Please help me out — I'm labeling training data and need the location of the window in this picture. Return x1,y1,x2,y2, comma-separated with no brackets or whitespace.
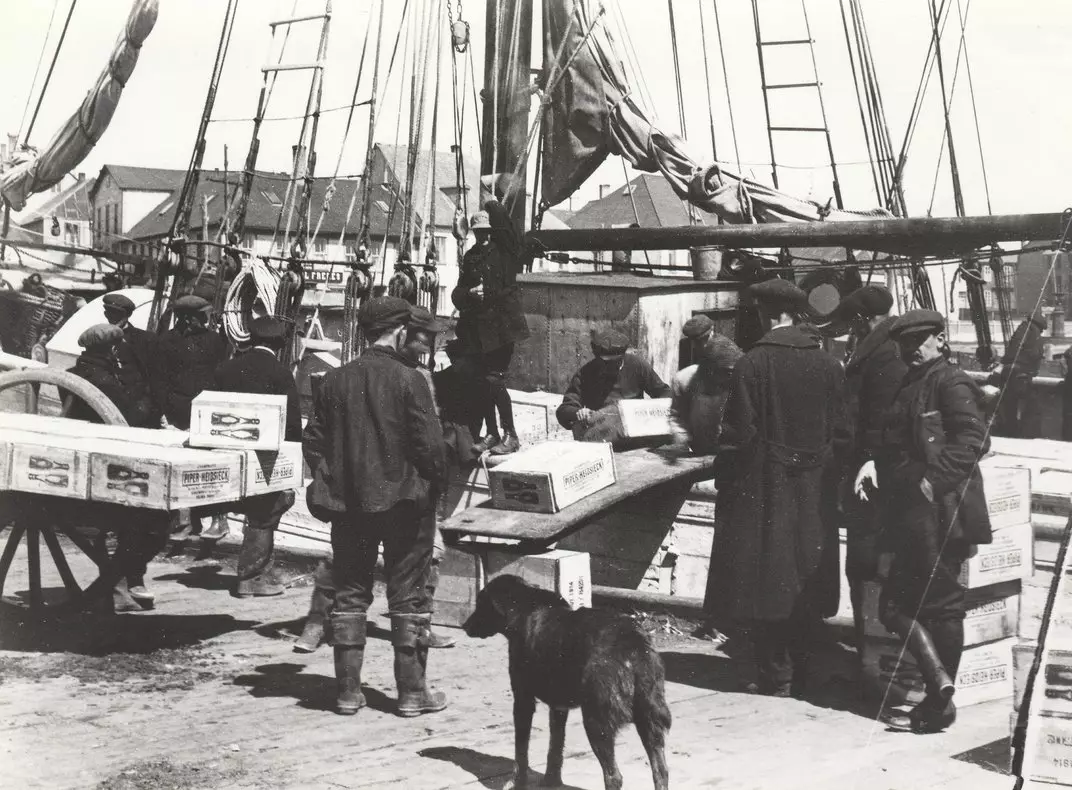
104,205,111,240
261,189,283,207
64,222,79,246
375,199,390,213
157,200,175,216
313,237,327,255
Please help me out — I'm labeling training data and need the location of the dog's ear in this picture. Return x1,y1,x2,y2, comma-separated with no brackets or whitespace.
487,577,529,634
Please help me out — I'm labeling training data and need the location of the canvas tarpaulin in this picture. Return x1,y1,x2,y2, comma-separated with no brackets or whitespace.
539,0,890,224
1,0,159,212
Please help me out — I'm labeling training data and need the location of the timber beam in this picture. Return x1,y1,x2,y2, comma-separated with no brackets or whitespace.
528,212,1068,257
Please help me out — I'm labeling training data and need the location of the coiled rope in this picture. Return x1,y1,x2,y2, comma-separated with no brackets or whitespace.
221,258,281,345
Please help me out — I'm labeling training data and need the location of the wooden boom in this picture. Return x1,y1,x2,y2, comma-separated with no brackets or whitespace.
528,212,1068,257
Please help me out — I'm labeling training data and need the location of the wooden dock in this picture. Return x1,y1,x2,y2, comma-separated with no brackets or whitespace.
0,534,1025,790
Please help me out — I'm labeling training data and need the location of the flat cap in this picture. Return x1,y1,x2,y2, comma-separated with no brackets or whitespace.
470,210,491,230
249,316,286,344
408,305,446,334
79,323,124,350
841,284,894,319
358,295,411,333
889,309,945,338
697,334,743,370
173,294,211,314
590,328,630,355
102,293,135,315
681,314,714,339
747,278,808,312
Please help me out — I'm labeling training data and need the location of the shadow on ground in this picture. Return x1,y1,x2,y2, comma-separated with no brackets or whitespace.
0,607,257,655
153,570,235,592
953,737,1012,776
419,745,588,790
233,661,395,714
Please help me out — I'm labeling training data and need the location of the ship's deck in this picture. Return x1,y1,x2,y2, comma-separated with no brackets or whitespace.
0,538,1028,790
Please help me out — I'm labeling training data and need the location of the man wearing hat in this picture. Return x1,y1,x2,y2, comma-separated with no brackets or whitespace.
555,328,671,439
207,316,302,598
854,309,992,732
452,201,531,455
669,317,742,454
836,284,907,680
706,277,849,698
156,294,230,430
989,310,1047,437
303,296,449,717
102,292,160,428
68,324,168,611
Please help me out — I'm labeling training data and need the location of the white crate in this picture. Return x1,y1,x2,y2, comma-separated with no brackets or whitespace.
979,461,1032,530
188,391,287,450
242,442,304,497
616,398,674,438
4,429,93,500
963,581,1021,647
0,412,189,447
959,521,1034,589
89,444,244,509
488,441,616,514
487,548,592,610
1025,715,1072,786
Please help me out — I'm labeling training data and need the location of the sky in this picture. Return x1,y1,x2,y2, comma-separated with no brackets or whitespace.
1,0,1070,222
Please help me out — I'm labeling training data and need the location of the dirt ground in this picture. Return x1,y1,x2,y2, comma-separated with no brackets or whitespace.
0,536,1018,790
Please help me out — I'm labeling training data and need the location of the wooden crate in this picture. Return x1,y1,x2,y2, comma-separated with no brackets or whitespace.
241,442,304,497
189,391,288,451
487,441,616,513
89,444,244,509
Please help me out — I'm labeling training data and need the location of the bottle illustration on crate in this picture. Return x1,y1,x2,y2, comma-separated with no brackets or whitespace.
107,464,149,482
209,427,261,441
28,472,69,487
29,456,69,471
211,414,261,427
107,481,150,497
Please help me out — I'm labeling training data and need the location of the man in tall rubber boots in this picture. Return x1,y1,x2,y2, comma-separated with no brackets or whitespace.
836,285,907,691
212,316,301,597
855,309,993,733
67,324,168,613
706,278,850,698
452,201,530,455
303,296,449,717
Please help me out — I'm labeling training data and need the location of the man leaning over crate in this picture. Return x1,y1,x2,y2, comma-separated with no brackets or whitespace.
209,316,302,598
302,296,450,717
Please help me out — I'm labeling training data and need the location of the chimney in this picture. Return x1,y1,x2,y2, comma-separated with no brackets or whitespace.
77,172,85,181
599,184,610,200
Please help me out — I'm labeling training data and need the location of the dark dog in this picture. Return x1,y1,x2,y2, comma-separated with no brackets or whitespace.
463,574,671,790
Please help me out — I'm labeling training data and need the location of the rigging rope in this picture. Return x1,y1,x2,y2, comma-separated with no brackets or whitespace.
17,0,63,145
696,0,719,160
711,0,743,173
955,0,992,215
222,258,282,344
925,0,973,218
22,0,78,148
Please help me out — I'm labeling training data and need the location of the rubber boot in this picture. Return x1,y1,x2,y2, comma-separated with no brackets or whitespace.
392,613,448,717
112,578,142,614
331,612,367,715
234,525,285,598
295,582,334,653
883,614,955,732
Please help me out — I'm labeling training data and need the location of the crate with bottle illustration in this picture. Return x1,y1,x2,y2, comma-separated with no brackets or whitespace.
188,391,288,450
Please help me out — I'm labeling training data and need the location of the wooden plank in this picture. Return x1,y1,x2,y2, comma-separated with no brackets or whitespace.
440,449,716,543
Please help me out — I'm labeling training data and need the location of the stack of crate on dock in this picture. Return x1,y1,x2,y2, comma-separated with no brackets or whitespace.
847,457,1034,709
0,392,303,509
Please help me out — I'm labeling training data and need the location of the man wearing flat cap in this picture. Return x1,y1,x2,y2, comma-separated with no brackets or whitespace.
836,284,907,677
670,321,742,454
303,296,449,717
989,310,1047,437
452,201,531,456
555,328,671,439
854,309,992,733
706,277,849,698
206,316,302,598
102,292,161,429
155,294,230,430
66,324,168,612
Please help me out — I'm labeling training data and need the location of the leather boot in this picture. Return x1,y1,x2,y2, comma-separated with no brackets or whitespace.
234,525,285,597
295,582,334,653
471,434,502,456
489,432,520,455
883,614,955,732
331,612,367,715
392,613,448,717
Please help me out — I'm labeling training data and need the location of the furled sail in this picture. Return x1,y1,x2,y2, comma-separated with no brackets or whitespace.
0,0,159,212
540,0,890,224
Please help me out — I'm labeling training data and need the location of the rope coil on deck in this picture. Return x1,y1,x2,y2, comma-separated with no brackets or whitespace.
221,258,281,344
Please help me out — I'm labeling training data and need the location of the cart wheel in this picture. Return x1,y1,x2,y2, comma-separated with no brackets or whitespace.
0,369,128,616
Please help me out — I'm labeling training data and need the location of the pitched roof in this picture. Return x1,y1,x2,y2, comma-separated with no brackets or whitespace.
101,164,187,192
374,143,481,222
18,177,96,225
126,171,416,241
566,174,714,230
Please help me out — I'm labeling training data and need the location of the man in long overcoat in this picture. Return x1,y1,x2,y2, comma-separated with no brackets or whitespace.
707,278,849,697
989,312,1046,437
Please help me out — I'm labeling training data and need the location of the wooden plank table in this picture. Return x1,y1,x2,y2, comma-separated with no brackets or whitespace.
440,447,717,547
